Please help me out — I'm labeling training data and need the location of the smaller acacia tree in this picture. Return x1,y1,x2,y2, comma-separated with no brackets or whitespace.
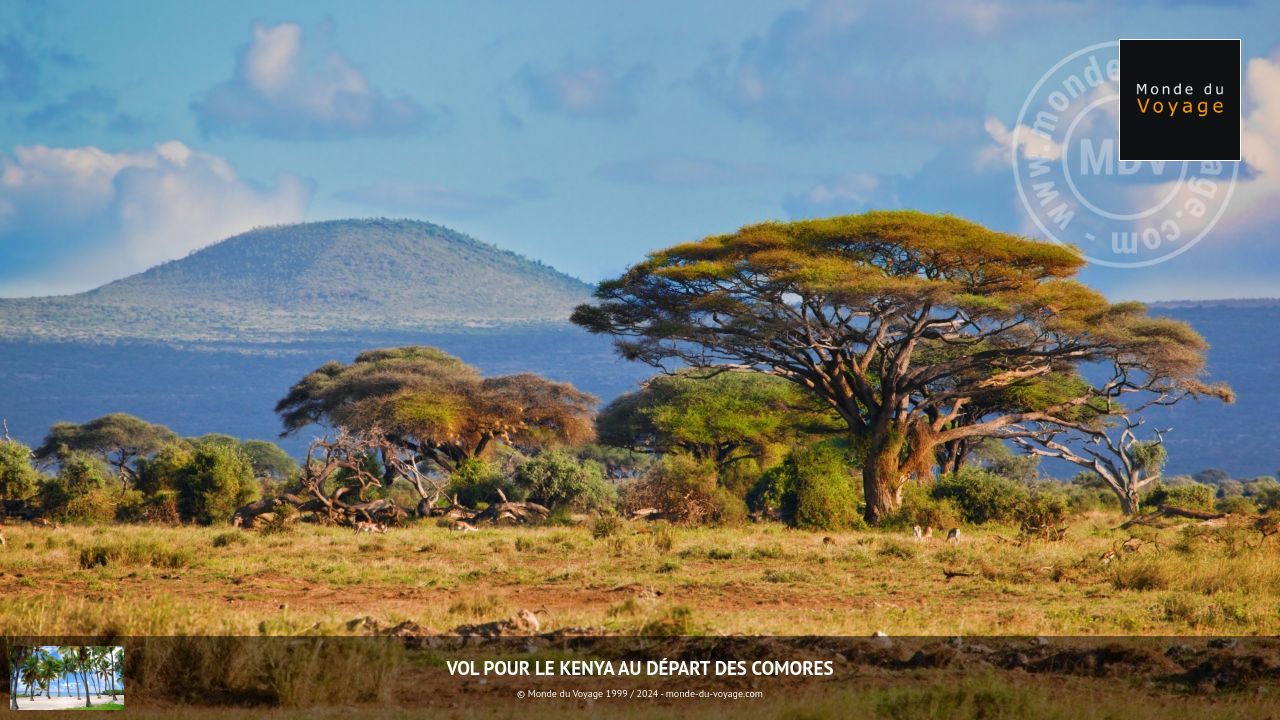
35,414,179,490
275,347,596,512
597,370,841,484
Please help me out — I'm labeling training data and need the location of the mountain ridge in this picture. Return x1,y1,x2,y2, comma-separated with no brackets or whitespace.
0,218,594,342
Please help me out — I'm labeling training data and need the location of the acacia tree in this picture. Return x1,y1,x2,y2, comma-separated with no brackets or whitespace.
275,347,596,509
598,369,841,477
35,414,179,490
573,211,1228,523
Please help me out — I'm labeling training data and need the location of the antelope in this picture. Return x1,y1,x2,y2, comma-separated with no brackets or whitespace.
924,526,934,540
946,528,961,545
354,521,388,534
0,531,6,547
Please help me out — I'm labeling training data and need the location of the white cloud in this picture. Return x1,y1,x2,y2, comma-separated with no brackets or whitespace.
697,0,1085,141
518,61,652,121
0,141,313,297
194,22,446,139
783,173,899,218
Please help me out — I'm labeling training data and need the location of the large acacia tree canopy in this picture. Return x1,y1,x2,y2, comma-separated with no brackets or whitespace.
572,210,1230,520
275,346,597,468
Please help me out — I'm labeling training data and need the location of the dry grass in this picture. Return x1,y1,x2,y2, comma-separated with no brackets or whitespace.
1,513,1279,636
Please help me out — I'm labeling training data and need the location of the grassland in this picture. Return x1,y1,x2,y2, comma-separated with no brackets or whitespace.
2,512,1278,637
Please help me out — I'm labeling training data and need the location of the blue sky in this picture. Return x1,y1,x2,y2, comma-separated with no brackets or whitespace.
2,0,1279,300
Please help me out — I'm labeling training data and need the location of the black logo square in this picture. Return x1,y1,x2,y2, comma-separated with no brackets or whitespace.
1120,39,1240,161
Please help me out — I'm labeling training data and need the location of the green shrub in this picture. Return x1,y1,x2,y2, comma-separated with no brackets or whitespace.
135,444,194,495
174,444,259,525
115,488,148,523
79,540,191,569
37,453,113,521
621,455,719,524
446,458,520,507
1250,480,1280,512
142,490,181,524
212,531,249,548
1146,482,1215,512
1215,495,1257,515
713,488,749,526
1014,491,1069,540
0,439,40,501
591,515,625,539
59,487,119,524
883,483,960,530
1062,485,1119,514
513,450,616,511
749,443,863,531
933,467,1027,524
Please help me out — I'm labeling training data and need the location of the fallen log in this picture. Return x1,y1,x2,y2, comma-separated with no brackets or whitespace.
473,500,550,525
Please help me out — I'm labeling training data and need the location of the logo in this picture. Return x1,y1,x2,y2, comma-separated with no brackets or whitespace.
1120,39,1241,161
1013,41,1239,268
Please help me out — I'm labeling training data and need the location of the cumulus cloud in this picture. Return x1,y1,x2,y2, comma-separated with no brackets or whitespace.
0,141,313,296
783,173,900,218
23,87,145,133
194,22,446,139
518,61,652,121
697,0,1084,141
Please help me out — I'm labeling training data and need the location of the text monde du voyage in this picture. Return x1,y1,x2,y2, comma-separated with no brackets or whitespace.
1134,82,1228,118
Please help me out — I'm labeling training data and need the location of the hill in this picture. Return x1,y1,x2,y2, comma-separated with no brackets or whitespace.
0,219,594,341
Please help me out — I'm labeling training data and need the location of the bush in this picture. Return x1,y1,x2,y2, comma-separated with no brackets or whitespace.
621,456,722,524
1062,485,1119,514
115,489,148,523
591,515,625,539
713,488,749,526
748,443,863,531
135,444,194,495
933,467,1028,524
58,487,119,524
882,483,960,530
446,458,520,507
142,490,181,524
1216,496,1257,515
37,452,111,520
1015,491,1069,540
175,444,259,525
1146,482,1216,512
79,540,191,569
513,450,616,511
1250,480,1280,512
0,439,40,501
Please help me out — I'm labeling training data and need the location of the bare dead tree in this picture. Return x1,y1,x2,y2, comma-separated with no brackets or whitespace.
1013,414,1168,515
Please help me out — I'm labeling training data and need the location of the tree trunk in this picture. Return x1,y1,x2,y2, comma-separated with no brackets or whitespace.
863,430,907,525
81,665,92,708
1119,485,1140,515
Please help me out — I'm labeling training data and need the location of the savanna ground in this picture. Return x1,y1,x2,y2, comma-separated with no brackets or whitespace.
2,512,1278,636
4,516,1280,719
